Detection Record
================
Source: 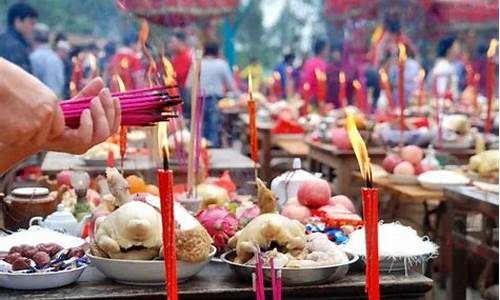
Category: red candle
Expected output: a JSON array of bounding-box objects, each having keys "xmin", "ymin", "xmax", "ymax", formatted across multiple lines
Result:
[
  {"xmin": 315, "ymin": 68, "xmax": 327, "ymax": 108},
  {"xmin": 485, "ymin": 39, "xmax": 498, "ymax": 134},
  {"xmin": 353, "ymin": 79, "xmax": 367, "ymax": 114},
  {"xmin": 248, "ymin": 75, "xmax": 259, "ymax": 166},
  {"xmin": 378, "ymin": 69, "xmax": 394, "ymax": 109},
  {"xmin": 473, "ymin": 73, "xmax": 481, "ymax": 111},
  {"xmin": 346, "ymin": 113, "xmax": 380, "ymax": 300},
  {"xmin": 339, "ymin": 71, "xmax": 347, "ymax": 108},
  {"xmin": 158, "ymin": 151, "xmax": 178, "ymax": 300},
  {"xmin": 301, "ymin": 82, "xmax": 312, "ymax": 115},
  {"xmin": 398, "ymin": 43, "xmax": 406, "ymax": 136},
  {"xmin": 272, "ymin": 71, "xmax": 283, "ymax": 99}
]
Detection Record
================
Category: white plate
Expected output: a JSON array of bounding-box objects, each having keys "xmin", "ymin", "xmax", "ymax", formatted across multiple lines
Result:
[
  {"xmin": 418, "ymin": 170, "xmax": 470, "ymax": 190},
  {"xmin": 0, "ymin": 265, "xmax": 87, "ymax": 290},
  {"xmin": 88, "ymin": 246, "xmax": 216, "ymax": 285},
  {"xmin": 11, "ymin": 187, "xmax": 49, "ymax": 197},
  {"xmin": 0, "ymin": 228, "xmax": 87, "ymax": 255}
]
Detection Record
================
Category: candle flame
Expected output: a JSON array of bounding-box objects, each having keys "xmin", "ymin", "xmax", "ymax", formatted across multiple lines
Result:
[
  {"xmin": 88, "ymin": 54, "xmax": 97, "ymax": 74},
  {"xmin": 248, "ymin": 74, "xmax": 254, "ymax": 101},
  {"xmin": 303, "ymin": 82, "xmax": 310, "ymax": 91},
  {"xmin": 161, "ymin": 55, "xmax": 177, "ymax": 86},
  {"xmin": 474, "ymin": 73, "xmax": 481, "ymax": 82},
  {"xmin": 273, "ymin": 71, "xmax": 281, "ymax": 81},
  {"xmin": 419, "ymin": 69, "xmax": 426, "ymax": 80},
  {"xmin": 157, "ymin": 122, "xmax": 169, "ymax": 161},
  {"xmin": 378, "ymin": 69, "xmax": 388, "ymax": 82},
  {"xmin": 398, "ymin": 43, "xmax": 407, "ymax": 63},
  {"xmin": 120, "ymin": 57, "xmax": 129, "ymax": 69},
  {"xmin": 113, "ymin": 74, "xmax": 126, "ymax": 92},
  {"xmin": 353, "ymin": 79, "xmax": 362, "ymax": 90},
  {"xmin": 314, "ymin": 68, "xmax": 326, "ymax": 81},
  {"xmin": 345, "ymin": 110, "xmax": 372, "ymax": 185},
  {"xmin": 487, "ymin": 39, "xmax": 498, "ymax": 58},
  {"xmin": 339, "ymin": 71, "xmax": 346, "ymax": 83}
]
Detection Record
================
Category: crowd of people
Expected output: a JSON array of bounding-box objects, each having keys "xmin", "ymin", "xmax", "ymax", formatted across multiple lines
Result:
[{"xmin": 0, "ymin": 2, "xmax": 495, "ymax": 162}]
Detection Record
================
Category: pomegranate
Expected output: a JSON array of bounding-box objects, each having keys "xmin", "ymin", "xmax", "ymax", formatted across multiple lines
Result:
[{"xmin": 297, "ymin": 179, "xmax": 331, "ymax": 208}]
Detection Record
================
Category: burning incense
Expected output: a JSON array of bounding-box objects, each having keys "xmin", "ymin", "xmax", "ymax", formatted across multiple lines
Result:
[
  {"xmin": 346, "ymin": 110, "xmax": 379, "ymax": 300},
  {"xmin": 187, "ymin": 49, "xmax": 203, "ymax": 195}
]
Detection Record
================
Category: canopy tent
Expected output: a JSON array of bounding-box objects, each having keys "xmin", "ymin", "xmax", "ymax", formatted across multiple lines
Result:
[{"xmin": 116, "ymin": 0, "xmax": 240, "ymax": 27}]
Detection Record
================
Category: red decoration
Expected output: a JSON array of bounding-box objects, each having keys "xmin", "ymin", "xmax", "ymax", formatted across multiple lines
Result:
[
  {"xmin": 271, "ymin": 119, "xmax": 305, "ymax": 135},
  {"xmin": 362, "ymin": 187, "xmax": 379, "ymax": 300},
  {"xmin": 248, "ymin": 100, "xmax": 259, "ymax": 163}
]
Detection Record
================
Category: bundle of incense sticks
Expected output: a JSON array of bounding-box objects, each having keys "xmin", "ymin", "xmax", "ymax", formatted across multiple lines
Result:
[{"xmin": 60, "ymin": 86, "xmax": 182, "ymax": 128}]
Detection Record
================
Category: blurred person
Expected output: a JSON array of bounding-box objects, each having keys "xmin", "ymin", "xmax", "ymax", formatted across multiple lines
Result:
[
  {"xmin": 389, "ymin": 44, "xmax": 421, "ymax": 105},
  {"xmin": 240, "ymin": 56, "xmax": 263, "ymax": 91},
  {"xmin": 108, "ymin": 33, "xmax": 144, "ymax": 90},
  {"xmin": 56, "ymin": 39, "xmax": 72, "ymax": 99},
  {"xmin": 326, "ymin": 47, "xmax": 343, "ymax": 108},
  {"xmin": 273, "ymin": 52, "xmax": 297, "ymax": 98},
  {"xmin": 186, "ymin": 41, "xmax": 238, "ymax": 147},
  {"xmin": 428, "ymin": 36, "xmax": 462, "ymax": 100},
  {"xmin": 101, "ymin": 41, "xmax": 116, "ymax": 84},
  {"xmin": 169, "ymin": 31, "xmax": 192, "ymax": 116},
  {"xmin": 0, "ymin": 58, "xmax": 121, "ymax": 173},
  {"xmin": 30, "ymin": 23, "xmax": 65, "ymax": 97},
  {"xmin": 300, "ymin": 38, "xmax": 329, "ymax": 105},
  {"xmin": 0, "ymin": 2, "xmax": 38, "ymax": 72}
]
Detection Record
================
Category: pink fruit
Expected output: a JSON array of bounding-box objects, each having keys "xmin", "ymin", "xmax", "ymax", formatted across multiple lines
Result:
[
  {"xmin": 196, "ymin": 207, "xmax": 239, "ymax": 250},
  {"xmin": 414, "ymin": 162, "xmax": 431, "ymax": 175},
  {"xmin": 393, "ymin": 161, "xmax": 415, "ymax": 175},
  {"xmin": 318, "ymin": 204, "xmax": 361, "ymax": 220},
  {"xmin": 297, "ymin": 179, "xmax": 331, "ymax": 208},
  {"xmin": 401, "ymin": 145, "xmax": 424, "ymax": 165},
  {"xmin": 329, "ymin": 195, "xmax": 356, "ymax": 213},
  {"xmin": 382, "ymin": 155, "xmax": 402, "ymax": 173},
  {"xmin": 56, "ymin": 170, "xmax": 74, "ymax": 187},
  {"xmin": 331, "ymin": 128, "xmax": 351, "ymax": 150},
  {"xmin": 282, "ymin": 204, "xmax": 311, "ymax": 224}
]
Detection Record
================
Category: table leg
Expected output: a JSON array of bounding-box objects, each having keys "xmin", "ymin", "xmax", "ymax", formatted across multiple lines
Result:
[{"xmin": 447, "ymin": 208, "xmax": 467, "ymax": 300}]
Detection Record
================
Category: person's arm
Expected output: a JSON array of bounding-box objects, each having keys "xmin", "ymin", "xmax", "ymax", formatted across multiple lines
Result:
[
  {"xmin": 221, "ymin": 61, "xmax": 239, "ymax": 94},
  {"xmin": 0, "ymin": 58, "xmax": 120, "ymax": 173}
]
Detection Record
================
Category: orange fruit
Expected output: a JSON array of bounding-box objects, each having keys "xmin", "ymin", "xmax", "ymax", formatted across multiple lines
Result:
[
  {"xmin": 145, "ymin": 184, "xmax": 159, "ymax": 196},
  {"xmin": 126, "ymin": 175, "xmax": 146, "ymax": 194}
]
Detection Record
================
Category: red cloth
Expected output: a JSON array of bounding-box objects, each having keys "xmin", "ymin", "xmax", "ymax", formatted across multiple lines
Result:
[
  {"xmin": 108, "ymin": 49, "xmax": 144, "ymax": 90},
  {"xmin": 172, "ymin": 49, "xmax": 192, "ymax": 88}
]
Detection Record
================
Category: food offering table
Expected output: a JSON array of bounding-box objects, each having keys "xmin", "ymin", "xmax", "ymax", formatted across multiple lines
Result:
[{"xmin": 0, "ymin": 262, "xmax": 433, "ymax": 300}]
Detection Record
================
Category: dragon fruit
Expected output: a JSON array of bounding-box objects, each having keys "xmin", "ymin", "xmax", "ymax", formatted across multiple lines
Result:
[{"xmin": 196, "ymin": 206, "xmax": 239, "ymax": 253}]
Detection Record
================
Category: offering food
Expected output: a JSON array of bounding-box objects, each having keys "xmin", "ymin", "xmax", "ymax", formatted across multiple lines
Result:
[
  {"xmin": 0, "ymin": 243, "xmax": 88, "ymax": 273},
  {"xmin": 90, "ymin": 168, "xmax": 213, "ymax": 263},
  {"xmin": 467, "ymin": 150, "xmax": 499, "ymax": 182}
]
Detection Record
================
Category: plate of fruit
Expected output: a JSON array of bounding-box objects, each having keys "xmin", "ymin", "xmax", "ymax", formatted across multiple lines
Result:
[
  {"xmin": 382, "ymin": 145, "xmax": 431, "ymax": 185},
  {"xmin": 0, "ymin": 243, "xmax": 89, "ymax": 290}
]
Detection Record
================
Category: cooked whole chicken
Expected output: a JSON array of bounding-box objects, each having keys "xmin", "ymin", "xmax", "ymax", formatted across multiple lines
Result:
[{"xmin": 228, "ymin": 213, "xmax": 306, "ymax": 264}]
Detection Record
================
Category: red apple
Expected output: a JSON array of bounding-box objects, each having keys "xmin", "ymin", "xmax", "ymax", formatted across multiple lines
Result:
[
  {"xmin": 329, "ymin": 195, "xmax": 356, "ymax": 213},
  {"xmin": 401, "ymin": 145, "xmax": 424, "ymax": 165},
  {"xmin": 297, "ymin": 179, "xmax": 331, "ymax": 208},
  {"xmin": 382, "ymin": 155, "xmax": 402, "ymax": 173},
  {"xmin": 393, "ymin": 161, "xmax": 415, "ymax": 175},
  {"xmin": 281, "ymin": 204, "xmax": 311, "ymax": 224}
]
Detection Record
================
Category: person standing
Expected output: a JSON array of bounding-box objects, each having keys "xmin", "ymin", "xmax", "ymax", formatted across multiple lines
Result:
[
  {"xmin": 186, "ymin": 41, "xmax": 238, "ymax": 147},
  {"xmin": 273, "ymin": 53, "xmax": 296, "ymax": 99},
  {"xmin": 0, "ymin": 2, "xmax": 38, "ymax": 72},
  {"xmin": 55, "ymin": 39, "xmax": 72, "ymax": 99},
  {"xmin": 108, "ymin": 33, "xmax": 144, "ymax": 91},
  {"xmin": 30, "ymin": 23, "xmax": 65, "ymax": 97},
  {"xmin": 428, "ymin": 36, "xmax": 462, "ymax": 100},
  {"xmin": 300, "ymin": 39, "xmax": 329, "ymax": 107},
  {"xmin": 169, "ymin": 31, "xmax": 193, "ymax": 117}
]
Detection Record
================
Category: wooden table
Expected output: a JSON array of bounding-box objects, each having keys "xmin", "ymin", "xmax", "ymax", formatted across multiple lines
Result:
[
  {"xmin": 41, "ymin": 149, "xmax": 256, "ymax": 194},
  {"xmin": 306, "ymin": 140, "xmax": 386, "ymax": 196},
  {"xmin": 444, "ymin": 186, "xmax": 499, "ymax": 300},
  {"xmin": 0, "ymin": 263, "xmax": 433, "ymax": 300}
]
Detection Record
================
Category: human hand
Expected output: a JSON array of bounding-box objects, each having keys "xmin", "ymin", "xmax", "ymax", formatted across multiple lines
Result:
[{"xmin": 44, "ymin": 77, "xmax": 121, "ymax": 154}]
